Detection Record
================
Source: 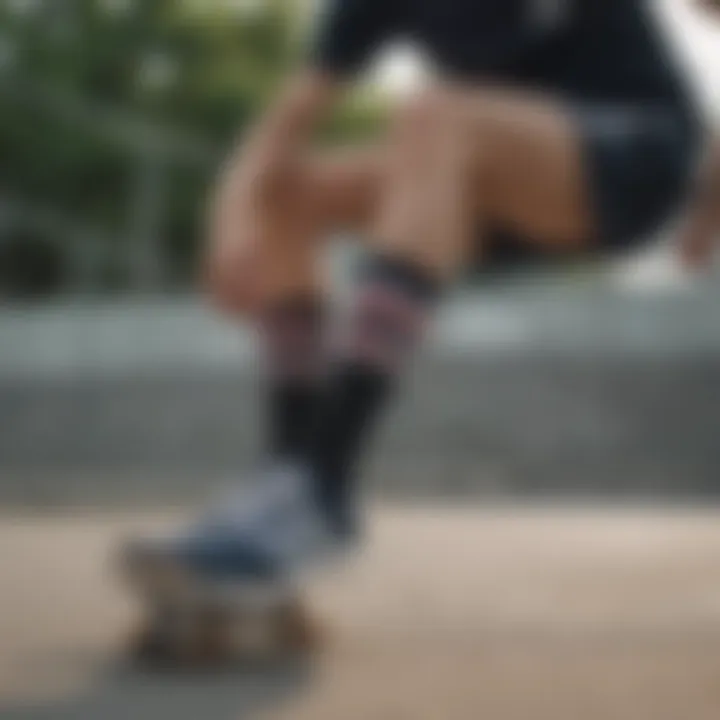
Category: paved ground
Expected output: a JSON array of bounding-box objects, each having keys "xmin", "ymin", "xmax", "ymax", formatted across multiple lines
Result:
[{"xmin": 1, "ymin": 506, "xmax": 720, "ymax": 720}]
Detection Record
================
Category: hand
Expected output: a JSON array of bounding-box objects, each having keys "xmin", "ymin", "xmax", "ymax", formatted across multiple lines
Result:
[
  {"xmin": 695, "ymin": 0, "xmax": 720, "ymax": 18},
  {"xmin": 678, "ymin": 231, "xmax": 717, "ymax": 272},
  {"xmin": 202, "ymin": 162, "xmax": 271, "ymax": 315}
]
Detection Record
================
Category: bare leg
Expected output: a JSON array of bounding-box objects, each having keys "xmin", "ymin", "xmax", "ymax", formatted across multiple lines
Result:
[
  {"xmin": 206, "ymin": 86, "xmax": 596, "ymax": 311},
  {"xmin": 123, "ymin": 86, "xmax": 604, "ymax": 658},
  {"xmin": 678, "ymin": 135, "xmax": 720, "ymax": 270},
  {"xmin": 202, "ymin": 82, "xmax": 597, "ymax": 507},
  {"xmin": 297, "ymin": 84, "xmax": 598, "ymax": 533},
  {"xmin": 204, "ymin": 148, "xmax": 382, "ymax": 315},
  {"xmin": 187, "ymin": 81, "xmax": 602, "ymax": 548},
  {"xmin": 374, "ymin": 85, "xmax": 594, "ymax": 279},
  {"xmin": 203, "ymin": 147, "xmax": 383, "ymax": 466}
]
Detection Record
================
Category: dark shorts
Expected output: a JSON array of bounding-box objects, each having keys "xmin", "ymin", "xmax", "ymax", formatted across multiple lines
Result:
[
  {"xmin": 481, "ymin": 103, "xmax": 703, "ymax": 272},
  {"xmin": 576, "ymin": 104, "xmax": 701, "ymax": 249}
]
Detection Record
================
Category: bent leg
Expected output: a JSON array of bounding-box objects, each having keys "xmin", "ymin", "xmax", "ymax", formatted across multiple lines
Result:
[
  {"xmin": 303, "ymin": 86, "xmax": 599, "ymax": 531},
  {"xmin": 204, "ymin": 146, "xmax": 384, "ymax": 466},
  {"xmin": 205, "ymin": 148, "xmax": 382, "ymax": 315},
  {"xmin": 181, "ymin": 85, "xmax": 608, "ymax": 570},
  {"xmin": 206, "ymin": 86, "xmax": 596, "ymax": 311},
  {"xmin": 374, "ymin": 85, "xmax": 595, "ymax": 279}
]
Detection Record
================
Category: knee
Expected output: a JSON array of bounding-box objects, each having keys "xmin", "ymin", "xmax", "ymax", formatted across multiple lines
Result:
[
  {"xmin": 390, "ymin": 89, "xmax": 469, "ymax": 155},
  {"xmin": 390, "ymin": 88, "xmax": 507, "ymax": 178}
]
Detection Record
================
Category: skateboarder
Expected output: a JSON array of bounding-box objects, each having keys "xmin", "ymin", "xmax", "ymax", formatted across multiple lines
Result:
[{"xmin": 123, "ymin": 0, "xmax": 715, "ymax": 657}]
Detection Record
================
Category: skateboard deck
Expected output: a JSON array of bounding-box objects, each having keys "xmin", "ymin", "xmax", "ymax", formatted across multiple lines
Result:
[{"xmin": 118, "ymin": 540, "xmax": 322, "ymax": 667}]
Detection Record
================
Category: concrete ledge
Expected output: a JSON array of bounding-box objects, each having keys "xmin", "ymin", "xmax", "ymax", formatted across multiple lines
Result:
[
  {"xmin": 1, "ymin": 282, "xmax": 720, "ymax": 380},
  {"xmin": 1, "ymin": 354, "xmax": 719, "ymax": 504},
  {"xmin": 2, "ymin": 286, "xmax": 720, "ymax": 504}
]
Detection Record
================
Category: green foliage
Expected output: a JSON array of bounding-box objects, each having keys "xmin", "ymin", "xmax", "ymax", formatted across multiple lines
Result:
[{"xmin": 0, "ymin": 0, "xmax": 383, "ymax": 296}]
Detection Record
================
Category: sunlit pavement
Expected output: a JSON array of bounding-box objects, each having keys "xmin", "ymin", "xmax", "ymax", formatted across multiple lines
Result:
[{"xmin": 1, "ymin": 506, "xmax": 720, "ymax": 720}]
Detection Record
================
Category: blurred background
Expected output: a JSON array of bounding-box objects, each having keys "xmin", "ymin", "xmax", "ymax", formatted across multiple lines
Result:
[
  {"xmin": 2, "ymin": 2, "xmax": 720, "ymax": 719},
  {"xmin": 0, "ymin": 0, "xmax": 719, "ymax": 504}
]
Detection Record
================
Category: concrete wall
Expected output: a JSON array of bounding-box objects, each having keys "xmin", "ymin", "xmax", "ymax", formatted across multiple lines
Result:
[{"xmin": 1, "ymin": 280, "xmax": 719, "ymax": 507}]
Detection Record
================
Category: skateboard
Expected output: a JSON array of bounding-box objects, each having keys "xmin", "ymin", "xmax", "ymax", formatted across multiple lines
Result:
[{"xmin": 118, "ymin": 542, "xmax": 322, "ymax": 668}]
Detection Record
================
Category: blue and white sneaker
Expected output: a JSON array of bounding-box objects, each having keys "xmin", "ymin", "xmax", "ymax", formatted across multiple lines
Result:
[{"xmin": 121, "ymin": 464, "xmax": 354, "ymax": 609}]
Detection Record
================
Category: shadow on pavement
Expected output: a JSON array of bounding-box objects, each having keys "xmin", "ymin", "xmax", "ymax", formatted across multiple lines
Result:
[{"xmin": 0, "ymin": 653, "xmax": 310, "ymax": 720}]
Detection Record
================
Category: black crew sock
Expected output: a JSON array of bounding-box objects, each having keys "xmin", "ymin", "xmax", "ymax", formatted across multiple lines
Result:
[
  {"xmin": 268, "ymin": 382, "xmax": 321, "ymax": 463},
  {"xmin": 259, "ymin": 296, "xmax": 325, "ymax": 464},
  {"xmin": 310, "ymin": 364, "xmax": 391, "ymax": 533},
  {"xmin": 309, "ymin": 255, "xmax": 442, "ymax": 535}
]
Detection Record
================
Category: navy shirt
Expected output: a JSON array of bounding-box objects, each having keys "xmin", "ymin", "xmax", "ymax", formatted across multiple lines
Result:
[{"xmin": 311, "ymin": 0, "xmax": 695, "ymax": 114}]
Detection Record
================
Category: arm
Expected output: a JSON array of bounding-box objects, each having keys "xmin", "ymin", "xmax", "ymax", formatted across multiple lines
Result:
[
  {"xmin": 678, "ymin": 137, "xmax": 720, "ymax": 270},
  {"xmin": 209, "ymin": 0, "xmax": 401, "ymax": 252},
  {"xmin": 221, "ymin": 0, "xmax": 403, "ymax": 177},
  {"xmin": 694, "ymin": 0, "xmax": 720, "ymax": 17},
  {"xmin": 209, "ymin": 70, "xmax": 339, "ymax": 249}
]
